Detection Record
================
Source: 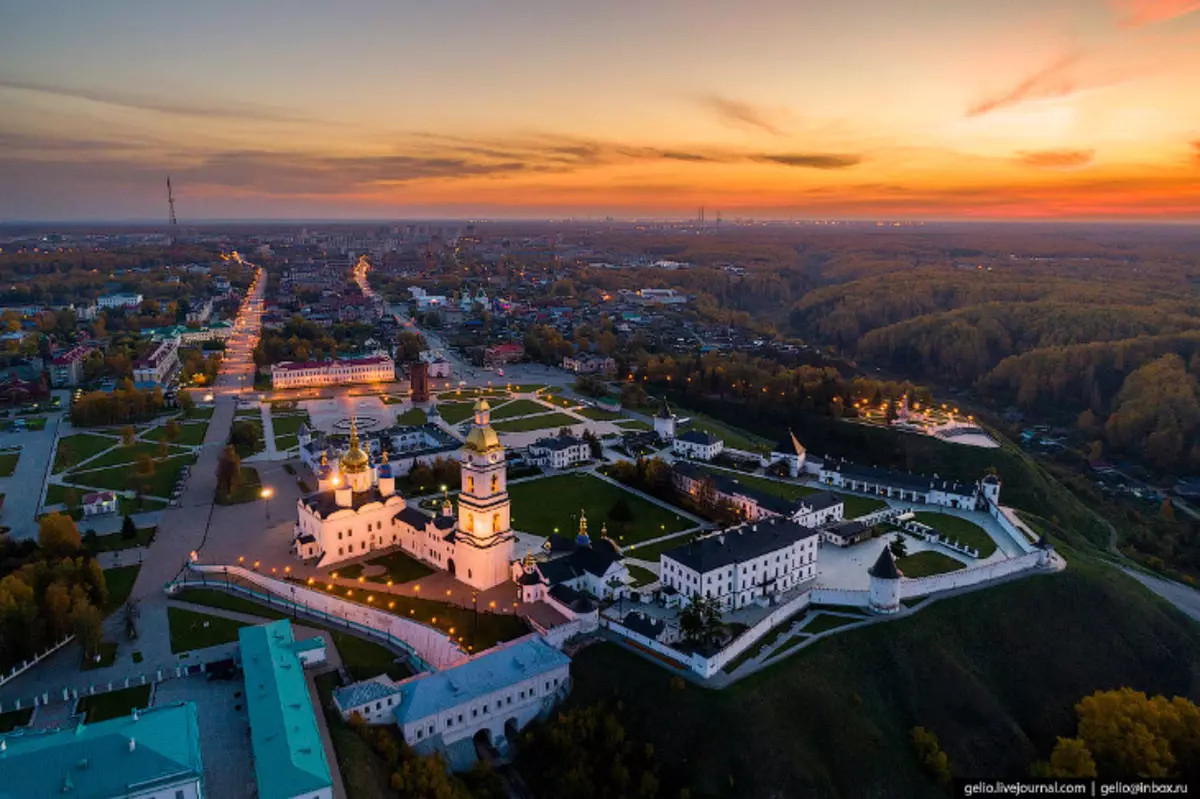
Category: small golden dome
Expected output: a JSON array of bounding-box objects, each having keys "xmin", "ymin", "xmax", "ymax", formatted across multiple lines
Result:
[
  {"xmin": 340, "ymin": 418, "xmax": 370, "ymax": 474},
  {"xmin": 464, "ymin": 424, "xmax": 501, "ymax": 452}
]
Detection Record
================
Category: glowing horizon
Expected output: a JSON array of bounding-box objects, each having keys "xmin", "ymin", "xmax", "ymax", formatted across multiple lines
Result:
[{"xmin": 2, "ymin": 0, "xmax": 1199, "ymax": 221}]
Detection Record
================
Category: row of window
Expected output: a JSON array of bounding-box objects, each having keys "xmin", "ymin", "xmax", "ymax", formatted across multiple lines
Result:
[{"xmin": 413, "ymin": 676, "xmax": 565, "ymax": 740}]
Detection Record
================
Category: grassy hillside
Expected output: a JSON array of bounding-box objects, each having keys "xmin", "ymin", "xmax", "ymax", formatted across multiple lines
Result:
[{"xmin": 562, "ymin": 560, "xmax": 1200, "ymax": 798}]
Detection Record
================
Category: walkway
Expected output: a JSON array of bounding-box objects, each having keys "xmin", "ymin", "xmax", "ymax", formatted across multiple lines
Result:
[{"xmin": 0, "ymin": 411, "xmax": 63, "ymax": 540}]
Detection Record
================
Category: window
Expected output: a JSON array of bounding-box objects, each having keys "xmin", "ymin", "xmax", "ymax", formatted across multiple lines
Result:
[
  {"xmin": 473, "ymin": 708, "xmax": 478, "ymax": 718},
  {"xmin": 483, "ymin": 703, "xmax": 489, "ymax": 712},
  {"xmin": 417, "ymin": 728, "xmax": 424, "ymax": 740},
  {"xmin": 338, "ymin": 547, "xmax": 344, "ymax": 556},
  {"xmin": 467, "ymin": 476, "xmax": 475, "ymax": 493},
  {"xmin": 376, "ymin": 702, "xmax": 381, "ymax": 710},
  {"xmin": 491, "ymin": 473, "xmax": 499, "ymax": 492},
  {"xmin": 338, "ymin": 532, "xmax": 343, "ymax": 540}
]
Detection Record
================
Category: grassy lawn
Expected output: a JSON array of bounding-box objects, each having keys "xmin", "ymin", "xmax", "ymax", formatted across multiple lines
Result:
[
  {"xmin": 77, "ymin": 684, "xmax": 152, "ymax": 723},
  {"xmin": 488, "ymin": 399, "xmax": 550, "ymax": 420},
  {"xmin": 363, "ymin": 550, "xmax": 435, "ymax": 585},
  {"xmin": 75, "ymin": 440, "xmax": 192, "ymax": 470},
  {"xmin": 144, "ymin": 422, "xmax": 209, "ymax": 446},
  {"xmin": 103, "ymin": 565, "xmax": 141, "ymax": 613},
  {"xmin": 627, "ymin": 564, "xmax": 658, "ymax": 588},
  {"xmin": 615, "ymin": 419, "xmax": 652, "ymax": 431},
  {"xmin": 802, "ymin": 613, "xmax": 866, "ymax": 635},
  {"xmin": 723, "ymin": 611, "xmax": 807, "ymax": 673},
  {"xmin": 88, "ymin": 526, "xmax": 155, "ymax": 553},
  {"xmin": 437, "ymin": 402, "xmax": 476, "ymax": 425},
  {"xmin": 0, "ymin": 451, "xmax": 19, "ymax": 477},
  {"xmin": 215, "ymin": 466, "xmax": 262, "ymax": 505},
  {"xmin": 0, "ymin": 707, "xmax": 32, "ymax": 732},
  {"xmin": 705, "ymin": 470, "xmax": 818, "ymax": 501},
  {"xmin": 271, "ymin": 413, "xmax": 309, "ymax": 436},
  {"xmin": 70, "ymin": 455, "xmax": 194, "ymax": 498},
  {"xmin": 182, "ymin": 405, "xmax": 215, "ymax": 421},
  {"xmin": 895, "ymin": 550, "xmax": 965, "ymax": 578},
  {"xmin": 911, "ymin": 511, "xmax": 998, "ymax": 557},
  {"xmin": 512, "ymin": 384, "xmax": 546, "ymax": 393},
  {"xmin": 839, "ymin": 493, "xmax": 889, "ymax": 518},
  {"xmin": 275, "ymin": 433, "xmax": 299, "ymax": 451},
  {"xmin": 53, "ymin": 433, "xmax": 117, "ymax": 473},
  {"xmin": 393, "ymin": 407, "xmax": 427, "ymax": 425},
  {"xmin": 492, "ymin": 412, "xmax": 580, "ymax": 434},
  {"xmin": 167, "ymin": 607, "xmax": 248, "ymax": 653},
  {"xmin": 677, "ymin": 409, "xmax": 771, "ymax": 453},
  {"xmin": 578, "ymin": 406, "xmax": 624, "ymax": 421},
  {"xmin": 82, "ymin": 640, "xmax": 119, "ymax": 670},
  {"xmin": 626, "ymin": 532, "xmax": 698, "ymax": 561},
  {"xmin": 176, "ymin": 588, "xmax": 286, "ymax": 619},
  {"xmin": 508, "ymin": 473, "xmax": 691, "ymax": 545}
]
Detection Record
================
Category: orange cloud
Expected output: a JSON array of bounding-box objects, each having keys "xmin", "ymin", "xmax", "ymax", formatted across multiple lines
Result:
[
  {"xmin": 700, "ymin": 95, "xmax": 791, "ymax": 136},
  {"xmin": 967, "ymin": 53, "xmax": 1081, "ymax": 116},
  {"xmin": 1192, "ymin": 140, "xmax": 1200, "ymax": 163},
  {"xmin": 1113, "ymin": 0, "xmax": 1200, "ymax": 28},
  {"xmin": 1016, "ymin": 149, "xmax": 1095, "ymax": 169}
]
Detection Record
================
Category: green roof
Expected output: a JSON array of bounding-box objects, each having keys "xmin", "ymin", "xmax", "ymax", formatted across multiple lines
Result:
[
  {"xmin": 0, "ymin": 701, "xmax": 202, "ymax": 799},
  {"xmin": 239, "ymin": 620, "xmax": 333, "ymax": 799}
]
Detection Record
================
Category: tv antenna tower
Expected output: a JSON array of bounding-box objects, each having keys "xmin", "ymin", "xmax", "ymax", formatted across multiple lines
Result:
[{"xmin": 167, "ymin": 176, "xmax": 178, "ymax": 242}]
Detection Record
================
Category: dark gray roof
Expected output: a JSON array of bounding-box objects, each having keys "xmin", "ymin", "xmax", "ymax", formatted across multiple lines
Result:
[
  {"xmin": 824, "ymin": 458, "xmax": 975, "ymax": 496},
  {"xmin": 538, "ymin": 539, "xmax": 621, "ymax": 584},
  {"xmin": 656, "ymin": 397, "xmax": 673, "ymax": 419},
  {"xmin": 301, "ymin": 487, "xmax": 395, "ymax": 517},
  {"xmin": 673, "ymin": 463, "xmax": 799, "ymax": 516},
  {"xmin": 869, "ymin": 546, "xmax": 901, "ymax": 580},
  {"xmin": 660, "ymin": 519, "xmax": 818, "ymax": 573},
  {"xmin": 530, "ymin": 434, "xmax": 585, "ymax": 451},
  {"xmin": 677, "ymin": 429, "xmax": 720, "ymax": 446},
  {"xmin": 393, "ymin": 506, "xmax": 431, "ymax": 529},
  {"xmin": 433, "ymin": 515, "xmax": 456, "ymax": 530},
  {"xmin": 823, "ymin": 520, "xmax": 869, "ymax": 540},
  {"xmin": 621, "ymin": 612, "xmax": 665, "ymax": 640},
  {"xmin": 549, "ymin": 583, "xmax": 597, "ymax": 613},
  {"xmin": 799, "ymin": 491, "xmax": 842, "ymax": 513}
]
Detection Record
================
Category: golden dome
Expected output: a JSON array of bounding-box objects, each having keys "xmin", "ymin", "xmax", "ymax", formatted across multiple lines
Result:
[
  {"xmin": 464, "ymin": 424, "xmax": 501, "ymax": 453},
  {"xmin": 340, "ymin": 418, "xmax": 370, "ymax": 474}
]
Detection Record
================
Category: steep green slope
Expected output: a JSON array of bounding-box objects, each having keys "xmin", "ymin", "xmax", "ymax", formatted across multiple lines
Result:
[{"xmin": 564, "ymin": 560, "xmax": 1200, "ymax": 798}]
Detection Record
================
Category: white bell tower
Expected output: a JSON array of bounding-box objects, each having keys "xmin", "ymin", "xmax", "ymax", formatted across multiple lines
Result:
[{"xmin": 453, "ymin": 399, "xmax": 515, "ymax": 589}]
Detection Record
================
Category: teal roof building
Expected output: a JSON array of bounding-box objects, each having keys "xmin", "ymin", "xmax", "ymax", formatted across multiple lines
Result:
[
  {"xmin": 0, "ymin": 701, "xmax": 203, "ymax": 799},
  {"xmin": 239, "ymin": 620, "xmax": 334, "ymax": 799}
]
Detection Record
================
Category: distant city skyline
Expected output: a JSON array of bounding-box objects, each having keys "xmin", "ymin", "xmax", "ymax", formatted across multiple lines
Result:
[{"xmin": 2, "ymin": 0, "xmax": 1199, "ymax": 221}]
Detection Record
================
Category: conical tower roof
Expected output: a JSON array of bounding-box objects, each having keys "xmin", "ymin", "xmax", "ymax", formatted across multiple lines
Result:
[
  {"xmin": 656, "ymin": 397, "xmax": 674, "ymax": 419},
  {"xmin": 868, "ymin": 546, "xmax": 901, "ymax": 580}
]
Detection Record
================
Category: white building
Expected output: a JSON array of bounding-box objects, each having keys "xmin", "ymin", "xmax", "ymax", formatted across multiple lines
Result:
[
  {"xmin": 818, "ymin": 458, "xmax": 1000, "ymax": 510},
  {"xmin": 271, "ymin": 354, "xmax": 395, "ymax": 389},
  {"xmin": 428, "ymin": 358, "xmax": 451, "ymax": 379},
  {"xmin": 186, "ymin": 298, "xmax": 213, "ymax": 324},
  {"xmin": 82, "ymin": 491, "xmax": 119, "ymax": 517},
  {"xmin": 390, "ymin": 635, "xmax": 570, "ymax": 753},
  {"xmin": 49, "ymin": 345, "xmax": 94, "ymax": 387},
  {"xmin": 659, "ymin": 518, "xmax": 819, "ymax": 610},
  {"xmin": 562, "ymin": 354, "xmax": 615, "ymax": 375},
  {"xmin": 97, "ymin": 292, "xmax": 143, "ymax": 310},
  {"xmin": 673, "ymin": 429, "xmax": 724, "ymax": 461},
  {"xmin": 512, "ymin": 514, "xmax": 630, "ymax": 602},
  {"xmin": 333, "ymin": 675, "xmax": 405, "ymax": 724},
  {"xmin": 132, "ymin": 336, "xmax": 179, "ymax": 385},
  {"xmin": 672, "ymin": 462, "xmax": 844, "ymax": 526},
  {"xmin": 768, "ymin": 430, "xmax": 807, "ymax": 477},
  {"xmin": 636, "ymin": 288, "xmax": 688, "ymax": 305},
  {"xmin": 526, "ymin": 434, "xmax": 590, "ymax": 469},
  {"xmin": 653, "ymin": 398, "xmax": 676, "ymax": 441}
]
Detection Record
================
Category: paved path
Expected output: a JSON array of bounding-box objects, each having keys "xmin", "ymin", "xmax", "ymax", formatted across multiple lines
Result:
[
  {"xmin": 1120, "ymin": 566, "xmax": 1200, "ymax": 623},
  {"xmin": 0, "ymin": 412, "xmax": 63, "ymax": 540}
]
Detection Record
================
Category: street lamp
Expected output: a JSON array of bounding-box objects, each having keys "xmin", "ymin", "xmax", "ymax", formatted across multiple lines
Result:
[{"xmin": 260, "ymin": 486, "xmax": 274, "ymax": 520}]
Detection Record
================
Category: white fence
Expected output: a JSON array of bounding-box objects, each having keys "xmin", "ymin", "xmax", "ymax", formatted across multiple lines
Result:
[
  {"xmin": 988, "ymin": 501, "xmax": 1039, "ymax": 554},
  {"xmin": 184, "ymin": 565, "xmax": 466, "ymax": 670},
  {"xmin": 699, "ymin": 590, "xmax": 811, "ymax": 677},
  {"xmin": 811, "ymin": 587, "xmax": 870, "ymax": 607},
  {"xmin": 0, "ymin": 635, "xmax": 75, "ymax": 689},
  {"xmin": 898, "ymin": 551, "xmax": 1044, "ymax": 599}
]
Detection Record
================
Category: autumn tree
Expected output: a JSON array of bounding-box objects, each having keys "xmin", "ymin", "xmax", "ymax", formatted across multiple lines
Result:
[
  {"xmin": 39, "ymin": 512, "xmax": 81, "ymax": 556},
  {"xmin": 911, "ymin": 726, "xmax": 953, "ymax": 788},
  {"xmin": 121, "ymin": 424, "xmax": 136, "ymax": 447},
  {"xmin": 216, "ymin": 445, "xmax": 242, "ymax": 495},
  {"xmin": 164, "ymin": 419, "xmax": 181, "ymax": 443},
  {"xmin": 71, "ymin": 601, "xmax": 104, "ymax": 659}
]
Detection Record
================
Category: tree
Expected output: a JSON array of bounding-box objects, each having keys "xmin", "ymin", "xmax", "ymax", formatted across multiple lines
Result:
[
  {"xmin": 164, "ymin": 419, "xmax": 181, "ymax": 443},
  {"xmin": 890, "ymin": 534, "xmax": 909, "ymax": 559},
  {"xmin": 135, "ymin": 452, "xmax": 156, "ymax": 478},
  {"xmin": 216, "ymin": 445, "xmax": 242, "ymax": 494},
  {"xmin": 39, "ymin": 512, "xmax": 81, "ymax": 555},
  {"xmin": 911, "ymin": 726, "xmax": 953, "ymax": 788},
  {"xmin": 178, "ymin": 391, "xmax": 195, "ymax": 417},
  {"xmin": 409, "ymin": 462, "xmax": 434, "ymax": 491},
  {"xmin": 121, "ymin": 514, "xmax": 138, "ymax": 540},
  {"xmin": 1071, "ymin": 688, "xmax": 1200, "ymax": 778},
  {"xmin": 229, "ymin": 420, "xmax": 262, "ymax": 456},
  {"xmin": 679, "ymin": 600, "xmax": 704, "ymax": 643},
  {"xmin": 70, "ymin": 601, "xmax": 104, "ymax": 659},
  {"xmin": 120, "ymin": 424, "xmax": 136, "ymax": 447},
  {"xmin": 582, "ymin": 429, "xmax": 603, "ymax": 459},
  {"xmin": 1041, "ymin": 737, "xmax": 1098, "ymax": 778}
]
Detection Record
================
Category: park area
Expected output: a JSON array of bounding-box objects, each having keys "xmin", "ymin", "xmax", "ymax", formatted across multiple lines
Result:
[
  {"xmin": 508, "ymin": 473, "xmax": 692, "ymax": 545},
  {"xmin": 911, "ymin": 511, "xmax": 997, "ymax": 557},
  {"xmin": 895, "ymin": 550, "xmax": 965, "ymax": 577},
  {"xmin": 492, "ymin": 412, "xmax": 581, "ymax": 434}
]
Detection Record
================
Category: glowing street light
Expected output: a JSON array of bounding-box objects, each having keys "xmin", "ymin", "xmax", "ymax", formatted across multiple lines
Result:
[{"xmin": 260, "ymin": 486, "xmax": 274, "ymax": 520}]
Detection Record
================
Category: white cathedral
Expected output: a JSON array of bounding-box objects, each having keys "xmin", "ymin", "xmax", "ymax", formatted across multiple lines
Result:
[{"xmin": 292, "ymin": 399, "xmax": 516, "ymax": 590}]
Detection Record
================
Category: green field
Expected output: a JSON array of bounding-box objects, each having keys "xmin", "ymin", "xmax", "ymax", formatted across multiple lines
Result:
[
  {"xmin": 0, "ymin": 451, "xmax": 19, "ymax": 477},
  {"xmin": 508, "ymin": 473, "xmax": 691, "ymax": 545},
  {"xmin": 840, "ymin": 493, "xmax": 889, "ymax": 518},
  {"xmin": 393, "ymin": 407, "xmax": 427, "ymax": 426},
  {"xmin": 275, "ymin": 433, "xmax": 299, "ymax": 451},
  {"xmin": 271, "ymin": 413, "xmax": 309, "ymax": 437},
  {"xmin": 488, "ymin": 399, "xmax": 551, "ymax": 420},
  {"xmin": 614, "ymin": 419, "xmax": 651, "ymax": 431},
  {"xmin": 103, "ymin": 565, "xmax": 141, "ymax": 613},
  {"xmin": 168, "ymin": 607, "xmax": 248, "ymax": 653},
  {"xmin": 144, "ymin": 421, "xmax": 209, "ymax": 446},
  {"xmin": 801, "ymin": 614, "xmax": 867, "ymax": 635},
  {"xmin": 626, "ymin": 564, "xmax": 658, "ymax": 588},
  {"xmin": 677, "ymin": 409, "xmax": 772, "ymax": 453},
  {"xmin": 437, "ymin": 402, "xmax": 475, "ymax": 424},
  {"xmin": 77, "ymin": 440, "xmax": 192, "ymax": 470},
  {"xmin": 911, "ymin": 512, "xmax": 998, "ymax": 557},
  {"xmin": 70, "ymin": 454, "xmax": 194, "ymax": 498},
  {"xmin": 77, "ymin": 684, "xmax": 152, "ymax": 723},
  {"xmin": 559, "ymin": 561, "xmax": 1200, "ymax": 797},
  {"xmin": 362, "ymin": 550, "xmax": 435, "ymax": 585},
  {"xmin": 492, "ymin": 412, "xmax": 580, "ymax": 434},
  {"xmin": 895, "ymin": 550, "xmax": 966, "ymax": 578},
  {"xmin": 578, "ymin": 406, "xmax": 624, "ymax": 421},
  {"xmin": 625, "ymin": 532, "xmax": 698, "ymax": 561},
  {"xmin": 53, "ymin": 433, "xmax": 118, "ymax": 473}
]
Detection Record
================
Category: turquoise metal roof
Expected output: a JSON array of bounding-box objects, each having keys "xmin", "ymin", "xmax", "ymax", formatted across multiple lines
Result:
[
  {"xmin": 239, "ymin": 620, "xmax": 333, "ymax": 799},
  {"xmin": 0, "ymin": 701, "xmax": 202, "ymax": 799},
  {"xmin": 334, "ymin": 677, "xmax": 402, "ymax": 711},
  {"xmin": 394, "ymin": 635, "xmax": 570, "ymax": 725},
  {"xmin": 291, "ymin": 636, "xmax": 326, "ymax": 653}
]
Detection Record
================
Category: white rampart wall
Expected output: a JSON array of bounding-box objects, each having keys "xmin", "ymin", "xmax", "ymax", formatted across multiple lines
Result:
[
  {"xmin": 811, "ymin": 588, "xmax": 871, "ymax": 607},
  {"xmin": 189, "ymin": 565, "xmax": 466, "ymax": 669},
  {"xmin": 698, "ymin": 590, "xmax": 812, "ymax": 677},
  {"xmin": 897, "ymin": 551, "xmax": 1043, "ymax": 598},
  {"xmin": 988, "ymin": 501, "xmax": 1038, "ymax": 554}
]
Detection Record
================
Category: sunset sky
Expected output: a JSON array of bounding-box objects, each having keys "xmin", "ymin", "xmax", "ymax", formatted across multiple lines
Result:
[{"xmin": 2, "ymin": 0, "xmax": 1199, "ymax": 221}]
